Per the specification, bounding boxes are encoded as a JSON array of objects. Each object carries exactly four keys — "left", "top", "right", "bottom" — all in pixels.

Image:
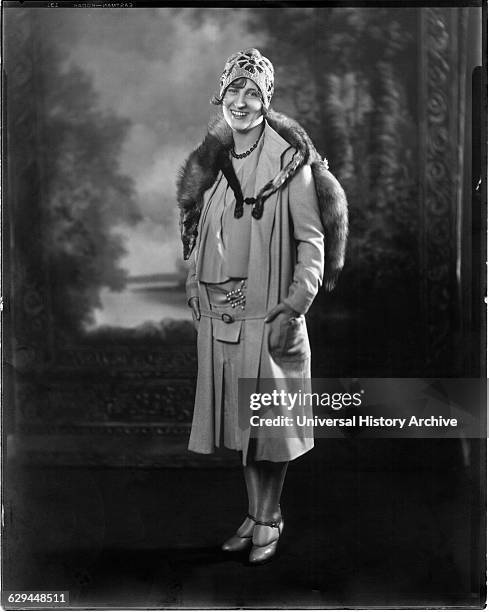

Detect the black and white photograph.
[{"left": 2, "top": 2, "right": 486, "bottom": 609}]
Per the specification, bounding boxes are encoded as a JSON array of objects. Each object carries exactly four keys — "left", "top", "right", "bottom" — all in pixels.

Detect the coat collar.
[
  {"left": 251, "top": 120, "right": 293, "bottom": 203},
  {"left": 261, "top": 119, "right": 294, "bottom": 168}
]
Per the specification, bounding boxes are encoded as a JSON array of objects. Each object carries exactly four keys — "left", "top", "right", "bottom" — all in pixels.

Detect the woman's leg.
[
  {"left": 253, "top": 460, "right": 288, "bottom": 546},
  {"left": 244, "top": 461, "right": 261, "bottom": 517},
  {"left": 221, "top": 457, "right": 260, "bottom": 550},
  {"left": 234, "top": 461, "right": 260, "bottom": 537}
]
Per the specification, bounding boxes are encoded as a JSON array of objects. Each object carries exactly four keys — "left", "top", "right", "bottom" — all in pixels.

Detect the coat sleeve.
[
  {"left": 185, "top": 251, "right": 199, "bottom": 305},
  {"left": 282, "top": 164, "right": 325, "bottom": 315}
]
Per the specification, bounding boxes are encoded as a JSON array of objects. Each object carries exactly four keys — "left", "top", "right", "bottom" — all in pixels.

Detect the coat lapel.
[
  {"left": 245, "top": 121, "right": 292, "bottom": 314},
  {"left": 243, "top": 123, "right": 293, "bottom": 384},
  {"left": 256, "top": 120, "right": 292, "bottom": 191}
]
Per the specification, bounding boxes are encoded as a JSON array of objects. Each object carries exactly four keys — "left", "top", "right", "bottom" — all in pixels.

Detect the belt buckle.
[{"left": 221, "top": 312, "right": 234, "bottom": 324}]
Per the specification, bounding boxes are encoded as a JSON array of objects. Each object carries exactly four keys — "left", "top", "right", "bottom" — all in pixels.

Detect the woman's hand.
[
  {"left": 265, "top": 302, "right": 302, "bottom": 356},
  {"left": 189, "top": 296, "right": 201, "bottom": 331},
  {"left": 265, "top": 302, "right": 300, "bottom": 323}
]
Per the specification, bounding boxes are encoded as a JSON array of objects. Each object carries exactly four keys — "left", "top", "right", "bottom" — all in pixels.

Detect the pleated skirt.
[
  {"left": 189, "top": 279, "right": 314, "bottom": 463},
  {"left": 204, "top": 280, "right": 247, "bottom": 452}
]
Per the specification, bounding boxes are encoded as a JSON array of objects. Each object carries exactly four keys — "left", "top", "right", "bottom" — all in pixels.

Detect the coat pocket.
[{"left": 269, "top": 315, "right": 310, "bottom": 361}]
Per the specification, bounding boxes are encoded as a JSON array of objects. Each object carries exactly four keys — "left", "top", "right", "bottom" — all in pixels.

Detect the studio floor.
[{"left": 4, "top": 439, "right": 485, "bottom": 609}]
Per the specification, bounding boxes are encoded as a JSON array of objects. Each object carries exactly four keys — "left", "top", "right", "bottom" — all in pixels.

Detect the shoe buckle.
[{"left": 255, "top": 517, "right": 282, "bottom": 529}]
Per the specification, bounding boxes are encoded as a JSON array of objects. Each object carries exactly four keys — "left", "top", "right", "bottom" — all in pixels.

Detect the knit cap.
[{"left": 217, "top": 48, "right": 274, "bottom": 108}]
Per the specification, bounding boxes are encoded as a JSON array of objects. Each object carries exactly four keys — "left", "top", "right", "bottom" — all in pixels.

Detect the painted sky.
[{"left": 36, "top": 7, "right": 265, "bottom": 276}]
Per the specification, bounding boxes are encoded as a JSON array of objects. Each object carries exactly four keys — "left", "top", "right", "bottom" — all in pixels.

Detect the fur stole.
[{"left": 176, "top": 109, "right": 348, "bottom": 291}]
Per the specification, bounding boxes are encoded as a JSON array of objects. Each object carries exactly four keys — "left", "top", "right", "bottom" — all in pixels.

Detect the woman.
[{"left": 177, "top": 48, "right": 348, "bottom": 564}]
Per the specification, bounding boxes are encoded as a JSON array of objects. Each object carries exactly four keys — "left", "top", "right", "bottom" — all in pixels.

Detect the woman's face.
[{"left": 222, "top": 78, "right": 263, "bottom": 133}]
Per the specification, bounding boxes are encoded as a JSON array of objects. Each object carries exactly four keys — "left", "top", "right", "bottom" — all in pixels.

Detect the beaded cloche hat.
[{"left": 214, "top": 48, "right": 275, "bottom": 109}]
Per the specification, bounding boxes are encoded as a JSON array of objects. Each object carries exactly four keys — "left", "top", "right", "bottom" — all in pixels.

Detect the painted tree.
[
  {"left": 32, "top": 22, "right": 142, "bottom": 337},
  {"left": 246, "top": 8, "right": 419, "bottom": 297}
]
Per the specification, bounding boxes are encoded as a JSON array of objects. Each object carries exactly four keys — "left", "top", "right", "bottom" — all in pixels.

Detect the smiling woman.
[
  {"left": 222, "top": 77, "right": 264, "bottom": 135},
  {"left": 177, "top": 47, "right": 348, "bottom": 565}
]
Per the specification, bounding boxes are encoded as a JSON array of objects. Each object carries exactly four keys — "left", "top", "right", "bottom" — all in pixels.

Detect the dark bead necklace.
[{"left": 231, "top": 127, "right": 264, "bottom": 159}]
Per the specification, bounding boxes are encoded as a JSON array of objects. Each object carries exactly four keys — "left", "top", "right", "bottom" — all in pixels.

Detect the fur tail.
[{"left": 311, "top": 160, "right": 348, "bottom": 292}]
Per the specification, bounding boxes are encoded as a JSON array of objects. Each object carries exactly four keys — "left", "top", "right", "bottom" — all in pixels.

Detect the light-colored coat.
[{"left": 186, "top": 121, "right": 325, "bottom": 464}]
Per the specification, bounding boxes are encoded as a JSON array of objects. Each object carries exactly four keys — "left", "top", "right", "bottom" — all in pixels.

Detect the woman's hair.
[{"left": 211, "top": 77, "right": 267, "bottom": 115}]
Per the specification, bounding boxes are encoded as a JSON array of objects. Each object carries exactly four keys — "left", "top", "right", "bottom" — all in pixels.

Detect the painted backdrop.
[{"left": 4, "top": 6, "right": 482, "bottom": 466}]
